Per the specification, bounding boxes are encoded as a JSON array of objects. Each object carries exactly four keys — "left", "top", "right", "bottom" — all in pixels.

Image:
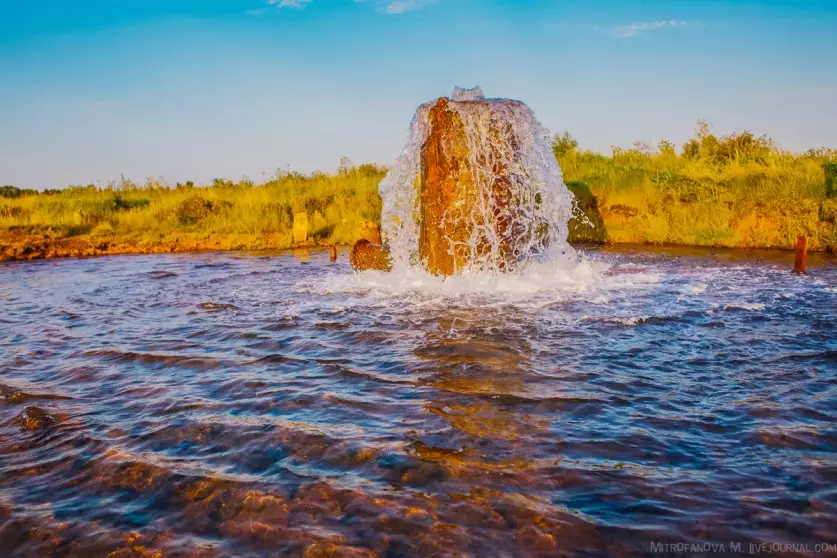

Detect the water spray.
[{"left": 352, "top": 87, "right": 576, "bottom": 276}]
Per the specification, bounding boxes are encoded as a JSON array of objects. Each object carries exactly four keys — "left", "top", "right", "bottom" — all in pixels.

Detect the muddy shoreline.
[
  {"left": 1, "top": 230, "right": 832, "bottom": 264},
  {"left": 0, "top": 231, "right": 296, "bottom": 263}
]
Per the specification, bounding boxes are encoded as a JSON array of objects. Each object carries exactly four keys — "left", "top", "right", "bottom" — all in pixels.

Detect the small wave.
[
  {"left": 722, "top": 303, "right": 765, "bottom": 312},
  {"left": 145, "top": 270, "right": 178, "bottom": 279},
  {"left": 688, "top": 283, "right": 708, "bottom": 295},
  {"left": 584, "top": 315, "right": 675, "bottom": 327},
  {"left": 314, "top": 321, "right": 352, "bottom": 330},
  {"left": 678, "top": 282, "right": 707, "bottom": 297},
  {"left": 194, "top": 261, "right": 233, "bottom": 269},
  {"left": 197, "top": 302, "right": 239, "bottom": 311},
  {"left": 780, "top": 350, "right": 837, "bottom": 363},
  {"left": 604, "top": 316, "right": 651, "bottom": 326},
  {"left": 752, "top": 427, "right": 820, "bottom": 450},
  {"left": 246, "top": 354, "right": 306, "bottom": 366},
  {"left": 81, "top": 349, "right": 221, "bottom": 368},
  {"left": 326, "top": 363, "right": 418, "bottom": 385},
  {"left": 0, "top": 383, "right": 72, "bottom": 404}
]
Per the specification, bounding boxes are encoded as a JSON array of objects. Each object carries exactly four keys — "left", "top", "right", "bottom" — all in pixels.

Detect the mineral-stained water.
[{"left": 379, "top": 87, "right": 578, "bottom": 275}]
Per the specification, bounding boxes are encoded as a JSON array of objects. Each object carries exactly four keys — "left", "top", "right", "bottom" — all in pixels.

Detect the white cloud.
[
  {"left": 383, "top": 0, "right": 434, "bottom": 14},
  {"left": 592, "top": 20, "right": 694, "bottom": 38},
  {"left": 265, "top": 0, "right": 313, "bottom": 9},
  {"left": 254, "top": 0, "right": 434, "bottom": 15}
]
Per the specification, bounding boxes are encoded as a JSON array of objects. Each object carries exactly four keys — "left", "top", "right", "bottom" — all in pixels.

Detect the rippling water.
[{"left": 1, "top": 247, "right": 835, "bottom": 557}]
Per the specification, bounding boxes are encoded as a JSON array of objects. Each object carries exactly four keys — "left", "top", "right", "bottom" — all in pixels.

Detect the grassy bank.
[
  {"left": 0, "top": 166, "right": 384, "bottom": 261},
  {"left": 1, "top": 122, "right": 835, "bottom": 262},
  {"left": 559, "top": 122, "right": 836, "bottom": 251}
]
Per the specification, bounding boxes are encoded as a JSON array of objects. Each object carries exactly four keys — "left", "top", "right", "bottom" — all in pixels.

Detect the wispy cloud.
[
  {"left": 248, "top": 0, "right": 312, "bottom": 13},
  {"left": 589, "top": 20, "right": 696, "bottom": 38},
  {"left": 382, "top": 0, "right": 435, "bottom": 14},
  {"left": 251, "top": 0, "right": 435, "bottom": 15},
  {"left": 269, "top": 0, "right": 313, "bottom": 8}
]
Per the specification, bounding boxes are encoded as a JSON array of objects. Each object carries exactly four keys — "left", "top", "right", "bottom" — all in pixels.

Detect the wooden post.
[
  {"left": 329, "top": 245, "right": 337, "bottom": 261},
  {"left": 793, "top": 236, "right": 808, "bottom": 273},
  {"left": 292, "top": 212, "right": 308, "bottom": 245}
]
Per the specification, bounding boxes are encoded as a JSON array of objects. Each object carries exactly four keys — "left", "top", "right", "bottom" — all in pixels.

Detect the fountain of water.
[{"left": 352, "top": 86, "right": 577, "bottom": 276}]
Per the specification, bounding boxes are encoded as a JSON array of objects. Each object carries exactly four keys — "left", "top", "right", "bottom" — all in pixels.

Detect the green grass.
[
  {"left": 1, "top": 121, "right": 835, "bottom": 254},
  {"left": 0, "top": 166, "right": 385, "bottom": 249},
  {"left": 558, "top": 122, "right": 836, "bottom": 251}
]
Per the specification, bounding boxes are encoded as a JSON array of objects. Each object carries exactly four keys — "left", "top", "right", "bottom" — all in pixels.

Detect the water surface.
[{"left": 1, "top": 247, "right": 835, "bottom": 557}]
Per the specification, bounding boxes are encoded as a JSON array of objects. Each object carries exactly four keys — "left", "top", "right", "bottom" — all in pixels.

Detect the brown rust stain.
[
  {"left": 419, "top": 98, "right": 474, "bottom": 276},
  {"left": 418, "top": 98, "right": 527, "bottom": 275}
]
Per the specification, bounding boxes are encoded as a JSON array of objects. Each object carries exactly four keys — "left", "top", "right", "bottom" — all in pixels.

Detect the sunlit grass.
[
  {"left": 1, "top": 121, "right": 835, "bottom": 253},
  {"left": 0, "top": 166, "right": 385, "bottom": 249},
  {"left": 558, "top": 122, "right": 836, "bottom": 250}
]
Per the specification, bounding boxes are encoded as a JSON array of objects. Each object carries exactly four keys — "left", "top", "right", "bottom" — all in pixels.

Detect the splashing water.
[{"left": 379, "top": 87, "right": 579, "bottom": 277}]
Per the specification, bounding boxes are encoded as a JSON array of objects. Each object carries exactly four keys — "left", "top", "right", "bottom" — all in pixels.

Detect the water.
[
  {"left": 1, "top": 247, "right": 836, "bottom": 557},
  {"left": 379, "top": 87, "right": 576, "bottom": 273}
]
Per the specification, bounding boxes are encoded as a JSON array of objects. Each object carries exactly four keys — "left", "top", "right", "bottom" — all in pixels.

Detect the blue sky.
[{"left": 1, "top": 0, "right": 836, "bottom": 189}]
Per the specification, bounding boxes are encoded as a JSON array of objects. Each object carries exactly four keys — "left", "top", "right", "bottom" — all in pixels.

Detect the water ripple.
[{"left": 0, "top": 247, "right": 835, "bottom": 556}]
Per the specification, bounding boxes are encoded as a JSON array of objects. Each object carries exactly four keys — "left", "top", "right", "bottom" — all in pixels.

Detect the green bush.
[
  {"left": 113, "top": 195, "right": 150, "bottom": 211},
  {"left": 824, "top": 162, "right": 837, "bottom": 199},
  {"left": 0, "top": 186, "right": 22, "bottom": 198},
  {"left": 0, "top": 186, "right": 39, "bottom": 198},
  {"left": 177, "top": 196, "right": 214, "bottom": 224}
]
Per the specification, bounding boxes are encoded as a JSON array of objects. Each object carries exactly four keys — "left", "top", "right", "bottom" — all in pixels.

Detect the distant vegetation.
[
  {"left": 0, "top": 164, "right": 385, "bottom": 257},
  {"left": 1, "top": 122, "right": 835, "bottom": 261},
  {"left": 557, "top": 121, "right": 836, "bottom": 250}
]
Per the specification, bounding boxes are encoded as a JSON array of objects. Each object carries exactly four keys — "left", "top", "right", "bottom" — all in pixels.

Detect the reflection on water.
[
  {"left": 0, "top": 247, "right": 835, "bottom": 557},
  {"left": 292, "top": 248, "right": 311, "bottom": 263}
]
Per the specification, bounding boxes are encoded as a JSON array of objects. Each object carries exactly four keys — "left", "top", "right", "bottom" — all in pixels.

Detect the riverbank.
[
  {"left": 1, "top": 225, "right": 832, "bottom": 264},
  {"left": 0, "top": 164, "right": 385, "bottom": 263},
  {"left": 2, "top": 200, "right": 833, "bottom": 264},
  {"left": 558, "top": 126, "right": 836, "bottom": 252},
  {"left": 2, "top": 126, "right": 835, "bottom": 263},
  {"left": 0, "top": 229, "right": 299, "bottom": 262}
]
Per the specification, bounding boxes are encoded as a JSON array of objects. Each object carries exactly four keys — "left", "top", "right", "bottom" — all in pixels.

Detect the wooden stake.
[
  {"left": 292, "top": 212, "right": 308, "bottom": 244},
  {"left": 793, "top": 236, "right": 808, "bottom": 273},
  {"left": 330, "top": 245, "right": 337, "bottom": 261}
]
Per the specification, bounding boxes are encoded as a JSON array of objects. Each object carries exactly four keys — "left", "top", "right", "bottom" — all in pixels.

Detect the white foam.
[
  {"left": 295, "top": 256, "right": 667, "bottom": 315},
  {"left": 450, "top": 86, "right": 486, "bottom": 102},
  {"left": 685, "top": 283, "right": 707, "bottom": 295}
]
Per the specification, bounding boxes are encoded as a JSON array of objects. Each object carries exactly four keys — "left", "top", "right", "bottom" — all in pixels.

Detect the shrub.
[
  {"left": 177, "top": 196, "right": 214, "bottom": 224},
  {"left": 0, "top": 186, "right": 22, "bottom": 198},
  {"left": 825, "top": 162, "right": 837, "bottom": 199},
  {"left": 552, "top": 132, "right": 578, "bottom": 159},
  {"left": 0, "top": 204, "right": 30, "bottom": 220},
  {"left": 113, "top": 195, "right": 150, "bottom": 211}
]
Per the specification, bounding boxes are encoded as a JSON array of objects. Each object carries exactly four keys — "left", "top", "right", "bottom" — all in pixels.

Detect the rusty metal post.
[
  {"left": 793, "top": 236, "right": 808, "bottom": 273},
  {"left": 371, "top": 227, "right": 382, "bottom": 246},
  {"left": 329, "top": 245, "right": 337, "bottom": 261}
]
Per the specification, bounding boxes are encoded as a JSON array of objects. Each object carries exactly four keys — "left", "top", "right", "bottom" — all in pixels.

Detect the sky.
[{"left": 1, "top": 0, "right": 836, "bottom": 189}]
